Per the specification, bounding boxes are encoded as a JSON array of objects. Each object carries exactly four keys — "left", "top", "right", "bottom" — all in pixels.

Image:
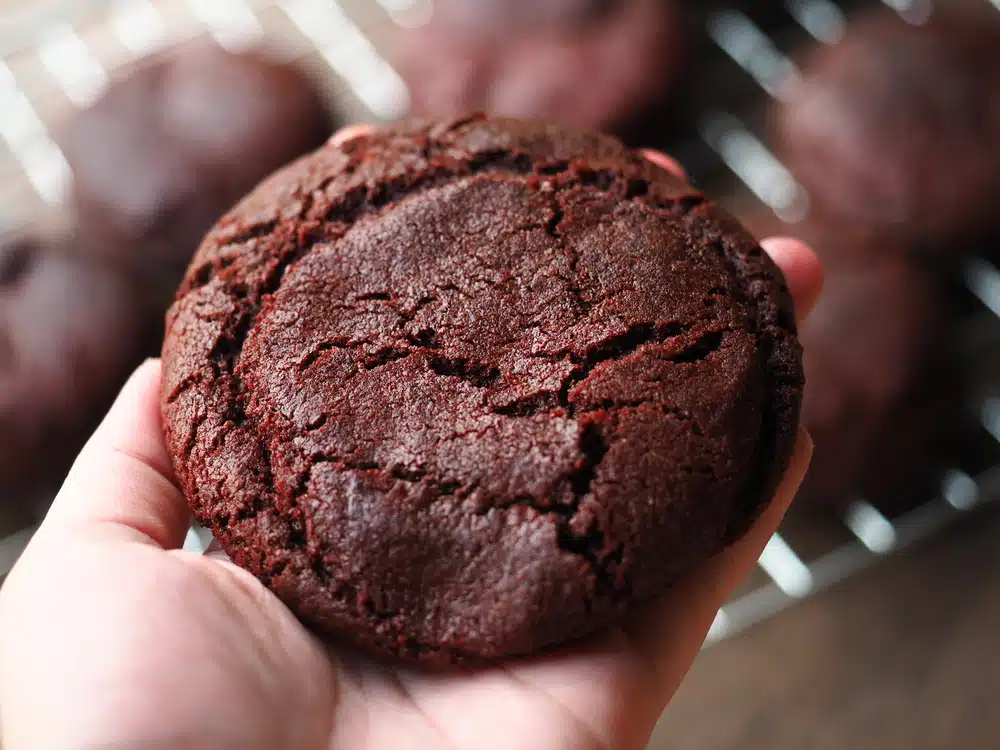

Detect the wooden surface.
[{"left": 650, "top": 504, "right": 1000, "bottom": 750}]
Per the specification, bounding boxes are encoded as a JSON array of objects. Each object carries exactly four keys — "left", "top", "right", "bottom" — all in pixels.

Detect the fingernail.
[
  {"left": 329, "top": 124, "right": 377, "bottom": 147},
  {"left": 641, "top": 149, "right": 687, "bottom": 181}
]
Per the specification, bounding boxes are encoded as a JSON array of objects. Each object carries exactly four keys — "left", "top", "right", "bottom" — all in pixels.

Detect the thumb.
[{"left": 40, "top": 359, "right": 190, "bottom": 549}]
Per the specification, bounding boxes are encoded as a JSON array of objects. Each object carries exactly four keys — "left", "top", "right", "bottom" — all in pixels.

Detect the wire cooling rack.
[{"left": 2, "top": 0, "right": 1000, "bottom": 650}]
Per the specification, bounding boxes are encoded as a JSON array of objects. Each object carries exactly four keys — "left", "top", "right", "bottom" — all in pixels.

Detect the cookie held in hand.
[{"left": 162, "top": 116, "right": 803, "bottom": 664}]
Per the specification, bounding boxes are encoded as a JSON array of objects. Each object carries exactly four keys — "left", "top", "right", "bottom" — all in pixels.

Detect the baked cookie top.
[{"left": 162, "top": 115, "right": 802, "bottom": 663}]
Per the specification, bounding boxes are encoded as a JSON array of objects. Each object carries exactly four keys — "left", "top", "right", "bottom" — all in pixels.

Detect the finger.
[
  {"left": 41, "top": 359, "right": 190, "bottom": 549},
  {"left": 637, "top": 151, "right": 823, "bottom": 323},
  {"left": 621, "top": 427, "right": 813, "bottom": 700},
  {"left": 329, "top": 124, "right": 377, "bottom": 147},
  {"left": 761, "top": 236, "right": 823, "bottom": 323},
  {"left": 641, "top": 149, "right": 687, "bottom": 181}
]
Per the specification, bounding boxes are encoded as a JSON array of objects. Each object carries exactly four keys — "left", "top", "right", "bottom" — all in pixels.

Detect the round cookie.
[
  {"left": 0, "top": 235, "right": 157, "bottom": 500},
  {"left": 59, "top": 40, "right": 336, "bottom": 297},
  {"left": 426, "top": 0, "right": 617, "bottom": 34},
  {"left": 394, "top": 0, "right": 684, "bottom": 136},
  {"left": 745, "top": 214, "right": 959, "bottom": 512},
  {"left": 161, "top": 115, "right": 803, "bottom": 663},
  {"left": 799, "top": 254, "right": 956, "bottom": 511},
  {"left": 772, "top": 8, "right": 1000, "bottom": 256}
]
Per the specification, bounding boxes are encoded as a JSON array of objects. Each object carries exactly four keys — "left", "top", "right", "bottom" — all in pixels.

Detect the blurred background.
[{"left": 2, "top": 0, "right": 1000, "bottom": 747}]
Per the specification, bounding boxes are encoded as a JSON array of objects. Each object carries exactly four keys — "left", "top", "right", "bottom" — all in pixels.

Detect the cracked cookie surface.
[{"left": 161, "top": 115, "right": 803, "bottom": 664}]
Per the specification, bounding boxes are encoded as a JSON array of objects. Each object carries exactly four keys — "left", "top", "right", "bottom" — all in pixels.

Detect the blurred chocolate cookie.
[
  {"left": 0, "top": 235, "right": 157, "bottom": 501},
  {"left": 799, "top": 249, "right": 957, "bottom": 511},
  {"left": 772, "top": 8, "right": 1000, "bottom": 257},
  {"left": 59, "top": 40, "right": 336, "bottom": 298},
  {"left": 426, "top": 0, "right": 617, "bottom": 33},
  {"left": 394, "top": 0, "right": 684, "bottom": 136},
  {"left": 747, "top": 215, "right": 960, "bottom": 512}
]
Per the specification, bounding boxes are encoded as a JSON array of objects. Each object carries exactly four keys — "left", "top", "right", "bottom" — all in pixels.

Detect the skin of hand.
[{"left": 0, "top": 128, "right": 822, "bottom": 750}]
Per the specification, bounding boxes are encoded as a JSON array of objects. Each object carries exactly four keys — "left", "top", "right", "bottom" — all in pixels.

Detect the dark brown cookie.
[
  {"left": 162, "top": 115, "right": 803, "bottom": 664},
  {"left": 0, "top": 235, "right": 157, "bottom": 500},
  {"left": 745, "top": 214, "right": 960, "bottom": 512},
  {"left": 394, "top": 0, "right": 684, "bottom": 136},
  {"left": 800, "top": 255, "right": 958, "bottom": 511},
  {"left": 427, "top": 0, "right": 618, "bottom": 33},
  {"left": 59, "top": 40, "right": 335, "bottom": 299},
  {"left": 771, "top": 8, "right": 1000, "bottom": 257}
]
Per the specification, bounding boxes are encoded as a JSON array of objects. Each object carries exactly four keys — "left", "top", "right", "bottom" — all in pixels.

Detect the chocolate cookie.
[
  {"left": 771, "top": 8, "right": 1000, "bottom": 256},
  {"left": 800, "top": 256, "right": 958, "bottom": 511},
  {"left": 746, "top": 214, "right": 959, "bottom": 512},
  {"left": 162, "top": 115, "right": 803, "bottom": 663},
  {"left": 426, "top": 0, "right": 618, "bottom": 33},
  {"left": 394, "top": 0, "right": 684, "bottom": 136},
  {"left": 59, "top": 40, "right": 335, "bottom": 299},
  {"left": 0, "top": 235, "right": 157, "bottom": 499}
]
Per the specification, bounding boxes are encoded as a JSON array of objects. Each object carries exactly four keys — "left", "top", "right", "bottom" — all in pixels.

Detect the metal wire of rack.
[{"left": 1, "top": 0, "right": 999, "bottom": 651}]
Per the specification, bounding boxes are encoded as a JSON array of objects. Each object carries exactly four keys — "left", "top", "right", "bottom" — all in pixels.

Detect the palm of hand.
[
  {"left": 0, "top": 229, "right": 818, "bottom": 750},
  {"left": 5, "top": 518, "right": 662, "bottom": 750}
]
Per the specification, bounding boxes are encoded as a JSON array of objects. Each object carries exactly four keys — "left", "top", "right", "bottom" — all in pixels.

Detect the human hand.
[{"left": 0, "top": 133, "right": 822, "bottom": 750}]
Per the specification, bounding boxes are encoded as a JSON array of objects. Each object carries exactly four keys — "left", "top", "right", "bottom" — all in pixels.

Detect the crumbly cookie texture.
[{"left": 162, "top": 115, "right": 802, "bottom": 664}]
